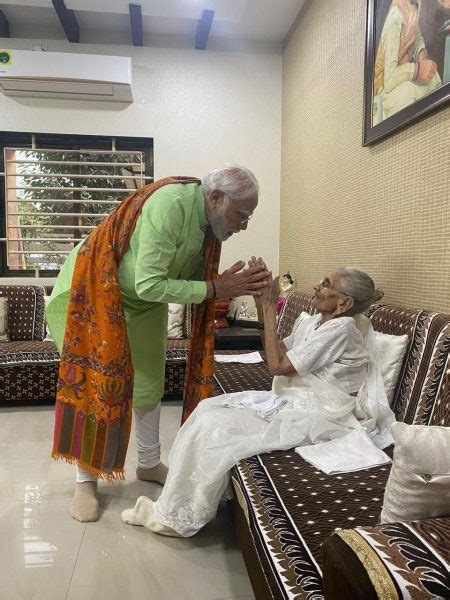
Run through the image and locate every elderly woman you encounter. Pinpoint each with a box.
[122,266,395,537]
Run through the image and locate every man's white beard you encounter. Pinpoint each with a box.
[211,226,232,241]
[209,206,232,241]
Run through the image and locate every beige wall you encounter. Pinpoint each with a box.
[1,39,282,284]
[281,0,450,312]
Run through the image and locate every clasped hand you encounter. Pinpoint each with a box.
[248,256,279,308]
[214,260,270,298]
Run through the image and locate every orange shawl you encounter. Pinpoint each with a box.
[182,228,221,423]
[52,176,219,481]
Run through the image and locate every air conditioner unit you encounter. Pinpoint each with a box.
[0,49,133,102]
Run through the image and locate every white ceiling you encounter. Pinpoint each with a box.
[0,0,305,45]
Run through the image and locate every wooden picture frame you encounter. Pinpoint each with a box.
[363,0,450,146]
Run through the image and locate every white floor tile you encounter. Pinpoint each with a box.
[0,498,85,600]
[0,401,253,600]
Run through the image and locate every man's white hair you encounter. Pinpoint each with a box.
[201,164,259,201]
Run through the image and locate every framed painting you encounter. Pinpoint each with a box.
[363,0,450,145]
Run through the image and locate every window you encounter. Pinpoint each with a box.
[0,132,153,276]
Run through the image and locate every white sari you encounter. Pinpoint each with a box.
[135,314,395,537]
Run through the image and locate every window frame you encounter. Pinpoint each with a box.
[0,131,153,277]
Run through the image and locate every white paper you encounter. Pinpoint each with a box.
[295,429,391,475]
[214,352,263,364]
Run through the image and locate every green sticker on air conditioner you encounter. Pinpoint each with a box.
[0,51,12,65]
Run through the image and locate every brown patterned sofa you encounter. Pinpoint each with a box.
[0,285,193,403]
[213,291,449,599]
[0,285,59,403]
[164,304,193,399]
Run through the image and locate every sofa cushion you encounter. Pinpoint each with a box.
[374,331,409,404]
[214,352,272,393]
[0,286,46,341]
[166,338,190,352]
[381,422,450,524]
[0,362,59,402]
[327,518,450,599]
[0,340,60,366]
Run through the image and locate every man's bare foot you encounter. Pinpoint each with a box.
[136,463,168,485]
[69,481,100,522]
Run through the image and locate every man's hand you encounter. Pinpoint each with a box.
[214,260,269,298]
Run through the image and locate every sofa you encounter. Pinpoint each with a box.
[0,285,59,403]
[0,284,193,403]
[212,291,449,599]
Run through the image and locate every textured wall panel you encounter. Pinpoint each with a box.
[281,0,450,312]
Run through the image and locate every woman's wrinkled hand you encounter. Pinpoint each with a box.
[248,256,268,309]
[260,273,280,307]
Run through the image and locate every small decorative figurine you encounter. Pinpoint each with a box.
[280,272,294,295]
[238,300,249,319]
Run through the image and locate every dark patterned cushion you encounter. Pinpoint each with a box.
[0,340,60,366]
[0,363,58,402]
[165,339,190,397]
[325,518,450,599]
[167,338,190,352]
[0,285,46,341]
[214,351,272,393]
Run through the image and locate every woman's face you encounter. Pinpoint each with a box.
[312,271,351,315]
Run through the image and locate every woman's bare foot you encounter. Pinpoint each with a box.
[121,496,182,537]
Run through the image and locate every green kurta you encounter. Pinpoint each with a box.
[46,183,208,407]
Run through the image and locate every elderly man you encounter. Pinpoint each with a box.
[46,165,268,522]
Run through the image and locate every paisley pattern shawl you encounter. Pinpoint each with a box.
[52,176,200,481]
[182,228,221,423]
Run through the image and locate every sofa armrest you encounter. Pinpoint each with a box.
[322,517,450,599]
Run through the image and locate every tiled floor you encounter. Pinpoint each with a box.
[0,402,255,600]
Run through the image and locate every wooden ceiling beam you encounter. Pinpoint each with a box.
[0,9,10,38]
[129,4,143,47]
[52,0,80,43]
[195,9,214,50]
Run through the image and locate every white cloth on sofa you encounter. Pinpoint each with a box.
[215,351,263,364]
[295,429,391,474]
